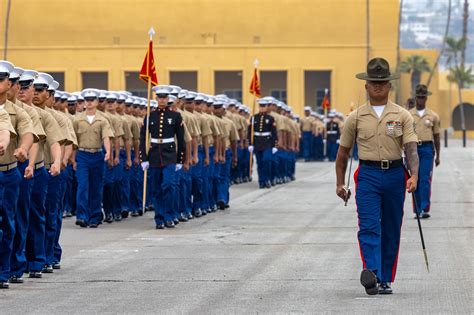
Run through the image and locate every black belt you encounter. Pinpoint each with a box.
[360,159,403,170]
[418,140,433,146]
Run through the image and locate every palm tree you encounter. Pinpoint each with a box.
[447,65,474,146]
[426,0,451,88]
[460,0,469,70]
[400,55,431,94]
[395,0,404,104]
[446,37,465,68]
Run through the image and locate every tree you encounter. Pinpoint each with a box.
[460,0,469,70]
[400,55,431,94]
[446,37,465,70]
[426,0,451,88]
[447,65,474,133]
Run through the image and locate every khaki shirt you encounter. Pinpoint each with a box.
[0,100,37,165]
[178,109,199,138]
[183,123,192,143]
[117,114,133,147]
[269,111,286,132]
[46,107,72,146]
[34,107,65,164]
[225,111,242,131]
[103,111,123,139]
[194,112,212,145]
[73,111,113,149]
[126,114,140,141]
[15,100,46,142]
[222,116,240,149]
[313,120,325,136]
[300,116,314,132]
[205,113,222,146]
[409,107,441,142]
[340,101,417,161]
[0,109,17,137]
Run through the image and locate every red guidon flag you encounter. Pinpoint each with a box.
[321,93,330,110]
[249,68,261,97]
[139,40,158,86]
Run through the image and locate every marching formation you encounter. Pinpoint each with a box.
[0,60,300,289]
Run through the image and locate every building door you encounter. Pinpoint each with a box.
[304,71,331,112]
[260,71,287,103]
[169,71,198,91]
[214,71,243,102]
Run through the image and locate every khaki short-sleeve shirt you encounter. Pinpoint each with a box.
[340,101,417,161]
[46,108,72,146]
[409,107,440,142]
[34,107,65,163]
[15,100,46,142]
[0,109,16,137]
[126,114,140,140]
[270,112,286,132]
[194,112,212,144]
[301,116,314,132]
[178,109,199,138]
[0,101,37,165]
[73,111,113,149]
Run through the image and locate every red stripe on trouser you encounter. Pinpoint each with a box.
[354,165,366,269]
[391,170,409,282]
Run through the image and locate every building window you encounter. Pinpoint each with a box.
[43,72,65,90]
[304,71,331,111]
[125,71,147,97]
[270,90,287,103]
[214,71,243,102]
[260,71,287,103]
[81,72,108,90]
[169,71,197,91]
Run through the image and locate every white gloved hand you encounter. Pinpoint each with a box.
[272,147,278,154]
[323,139,327,144]
[141,161,149,171]
[175,163,183,172]
[336,139,340,144]
[248,145,254,153]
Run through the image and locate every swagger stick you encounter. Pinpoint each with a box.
[344,91,361,206]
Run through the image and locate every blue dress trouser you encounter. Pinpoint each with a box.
[355,164,407,283]
[119,150,131,212]
[64,165,76,214]
[150,165,176,224]
[76,151,105,225]
[327,140,338,161]
[201,150,211,211]
[208,147,217,209]
[302,131,312,160]
[102,162,115,217]
[217,149,232,204]
[414,144,434,213]
[184,168,193,214]
[191,147,204,210]
[26,167,47,272]
[10,161,33,277]
[313,135,324,161]
[255,149,272,186]
[53,170,68,264]
[45,172,61,265]
[130,152,141,213]
[0,167,21,281]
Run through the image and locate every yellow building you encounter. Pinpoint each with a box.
[1,0,471,131]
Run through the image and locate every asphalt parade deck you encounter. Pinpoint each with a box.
[1,140,472,314]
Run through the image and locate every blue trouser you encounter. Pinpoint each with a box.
[302,131,312,161]
[313,135,324,161]
[119,150,131,213]
[103,161,115,217]
[150,165,176,225]
[327,140,339,161]
[76,151,105,225]
[242,148,250,179]
[112,163,123,216]
[217,149,232,204]
[0,167,21,281]
[173,168,184,217]
[208,147,217,209]
[45,172,61,265]
[255,149,272,186]
[236,146,245,181]
[352,143,359,161]
[130,152,141,213]
[414,144,434,213]
[26,167,47,272]
[53,170,68,264]
[355,164,407,283]
[64,165,77,214]
[201,150,211,211]
[10,161,33,277]
[184,168,193,214]
[191,147,204,210]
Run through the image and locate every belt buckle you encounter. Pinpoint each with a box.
[381,160,389,170]
[417,139,422,145]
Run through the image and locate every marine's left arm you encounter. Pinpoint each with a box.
[402,112,419,193]
[433,114,441,166]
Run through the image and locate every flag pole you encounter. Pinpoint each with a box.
[249,59,259,177]
[142,27,155,214]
